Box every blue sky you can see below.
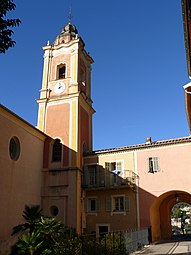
[0,0,190,150]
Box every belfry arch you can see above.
[150,190,191,241]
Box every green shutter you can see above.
[96,198,99,212]
[105,163,111,187]
[125,196,130,212]
[105,197,111,212]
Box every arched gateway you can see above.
[150,191,191,241]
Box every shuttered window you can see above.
[86,198,98,213]
[148,157,160,173]
[105,161,123,185]
[114,197,124,212]
[89,165,97,185]
[105,196,130,213]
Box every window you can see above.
[89,165,97,186]
[57,64,66,79]
[114,196,124,212]
[148,157,160,173]
[105,161,123,185]
[52,139,62,162]
[50,205,59,216]
[80,68,86,86]
[106,196,130,213]
[105,162,122,173]
[80,60,86,87]
[99,226,108,236]
[9,136,20,161]
[87,198,98,213]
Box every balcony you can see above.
[82,167,138,191]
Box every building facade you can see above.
[0,104,47,251]
[1,2,191,252]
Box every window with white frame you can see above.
[105,195,130,213]
[105,161,123,185]
[148,157,160,173]
[105,161,122,174]
[87,198,98,213]
[114,196,124,212]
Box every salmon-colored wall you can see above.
[0,111,45,242]
[46,103,70,167]
[51,55,70,81]
[137,143,191,228]
[86,189,137,233]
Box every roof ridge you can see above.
[88,136,191,155]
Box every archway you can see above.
[150,191,191,242]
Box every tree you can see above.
[0,0,21,54]
[12,205,42,235]
[13,231,44,255]
[11,205,81,255]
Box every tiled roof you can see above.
[86,136,191,156]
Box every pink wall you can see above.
[137,142,191,227]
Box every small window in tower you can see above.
[52,139,62,162]
[57,64,66,79]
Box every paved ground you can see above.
[135,235,191,255]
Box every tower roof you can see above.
[54,22,78,45]
[61,22,78,37]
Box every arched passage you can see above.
[150,190,191,241]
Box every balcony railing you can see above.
[82,168,138,190]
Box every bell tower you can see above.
[37,22,94,166]
[37,22,94,233]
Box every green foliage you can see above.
[12,205,42,235]
[0,0,21,53]
[14,232,44,255]
[10,205,81,255]
[100,232,126,255]
[81,232,126,255]
[171,202,190,219]
[11,205,127,254]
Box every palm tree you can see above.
[12,205,42,235]
[14,231,43,255]
[11,205,81,255]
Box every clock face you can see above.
[54,82,66,94]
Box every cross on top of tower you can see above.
[68,5,73,24]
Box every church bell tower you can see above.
[37,22,94,233]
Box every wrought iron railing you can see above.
[82,168,138,189]
[80,228,151,255]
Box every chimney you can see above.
[146,137,152,144]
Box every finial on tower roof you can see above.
[68,5,73,24]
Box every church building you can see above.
[1,1,191,251]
